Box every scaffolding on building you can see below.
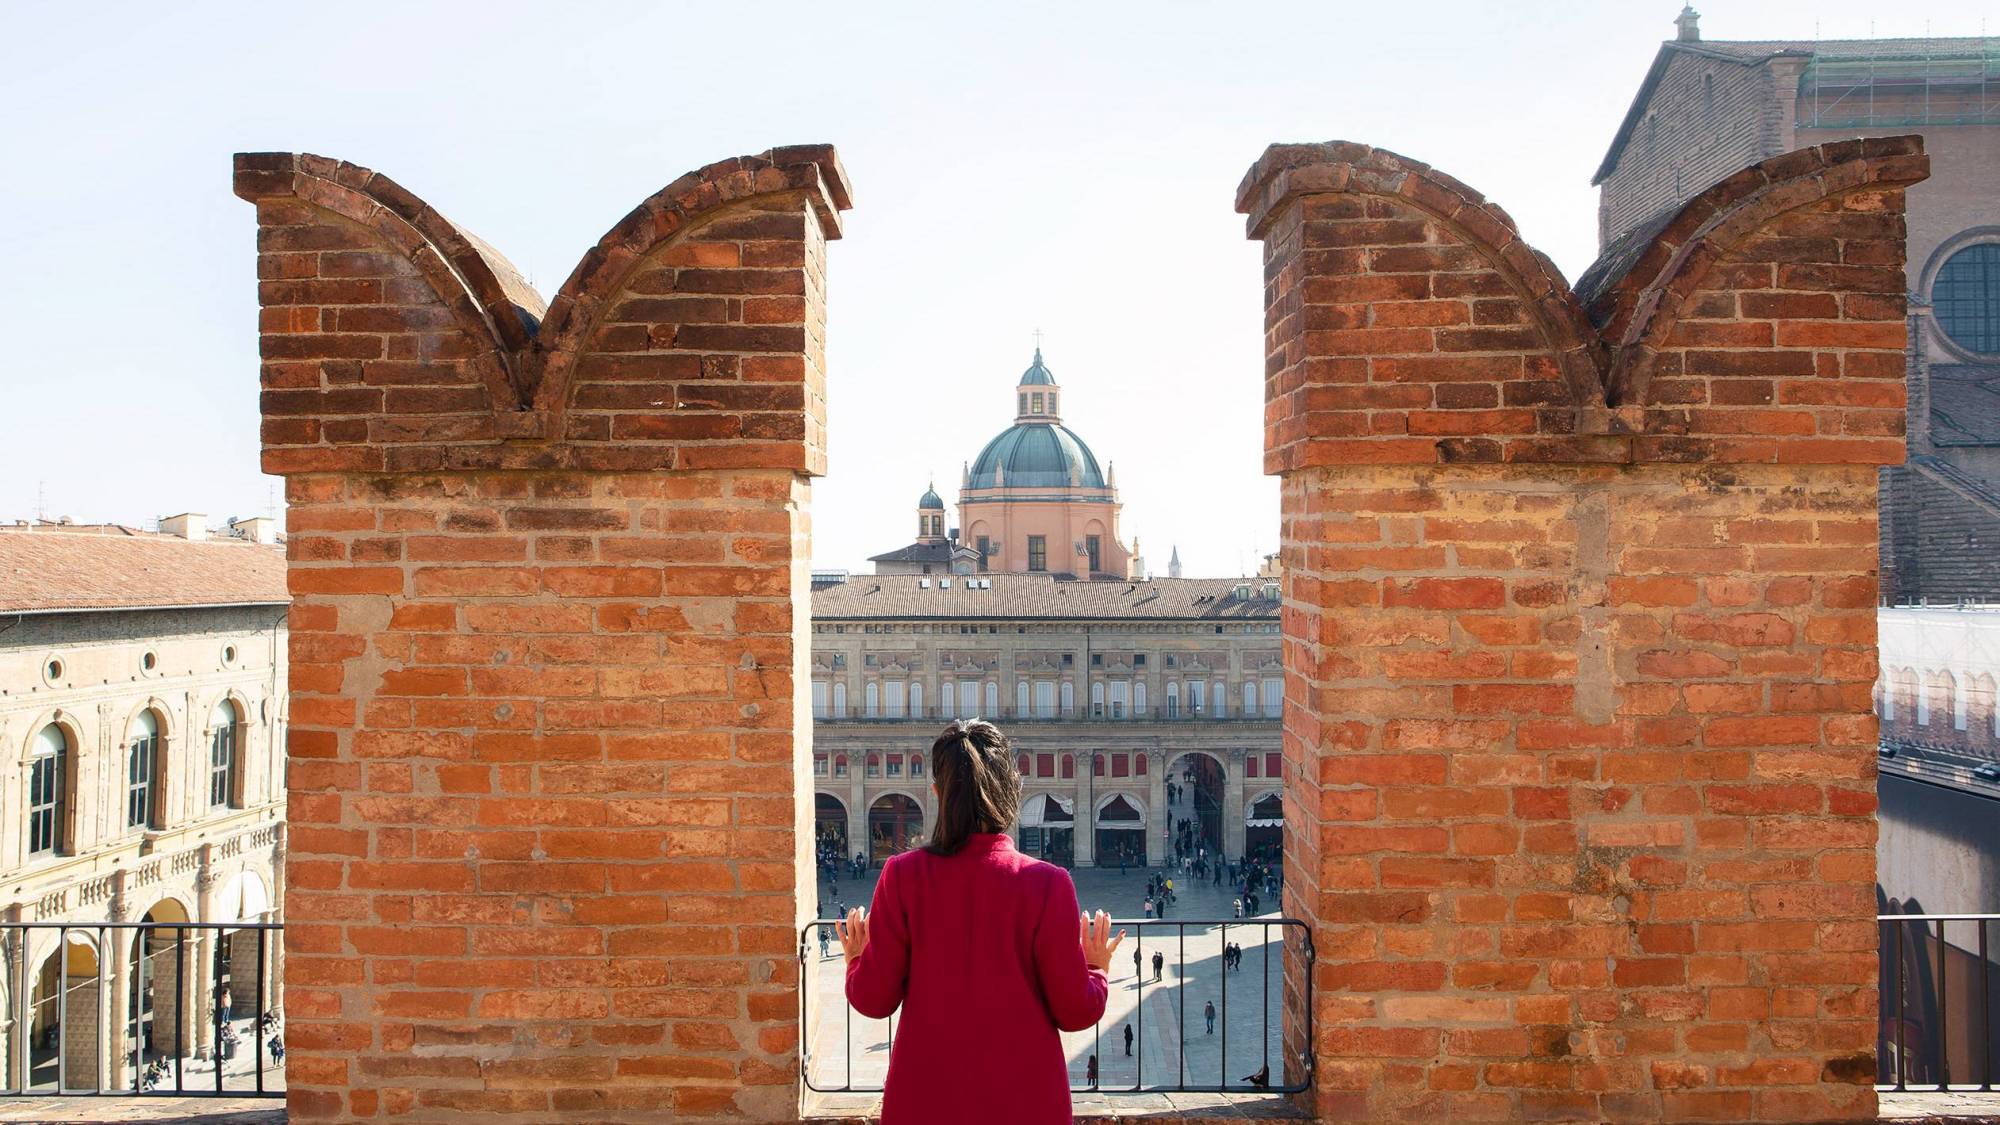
[1798,42,2000,129]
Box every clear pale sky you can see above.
[2,1,1989,576]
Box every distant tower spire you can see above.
[1168,545,1183,580]
[1675,4,1700,41]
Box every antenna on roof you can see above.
[35,480,46,523]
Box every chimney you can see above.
[1675,4,1700,41]
[160,513,207,540]
[230,516,280,545]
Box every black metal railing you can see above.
[815,706,1283,724]
[1880,913,1998,1092]
[0,921,284,1099]
[799,916,1311,1095]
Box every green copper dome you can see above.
[1018,348,1056,386]
[967,422,1105,489]
[918,485,945,510]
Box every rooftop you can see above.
[812,573,1279,621]
[0,523,288,614]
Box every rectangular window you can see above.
[210,724,238,808]
[887,755,904,778]
[813,755,828,776]
[1263,678,1282,718]
[128,735,157,829]
[1112,753,1129,778]
[1086,535,1101,573]
[1034,681,1056,718]
[1031,392,1044,413]
[28,751,62,857]
[911,756,924,778]
[834,757,849,778]
[1037,753,1055,778]
[976,536,991,572]
[812,681,829,718]
[1027,536,1047,572]
[1110,681,1129,720]
[885,680,907,718]
[1266,752,1282,778]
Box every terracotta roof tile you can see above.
[0,527,288,614]
[812,574,1279,621]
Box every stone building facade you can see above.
[810,574,1282,868]
[0,520,287,1091]
[1593,10,2000,600]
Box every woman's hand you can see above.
[835,907,870,961]
[1080,909,1124,973]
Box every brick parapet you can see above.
[1239,138,1927,472]
[235,146,850,476]
[242,149,842,1122]
[1247,140,1921,1122]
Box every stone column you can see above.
[106,910,133,1089]
[1222,747,1247,861]
[1073,754,1095,867]
[192,849,219,1060]
[1145,750,1166,867]
[236,146,850,1122]
[847,765,866,868]
[1240,137,1924,1122]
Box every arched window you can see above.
[1093,753,1104,778]
[1060,680,1074,716]
[1935,243,2000,356]
[866,753,881,779]
[834,754,849,778]
[1212,680,1227,719]
[1017,754,1030,776]
[910,753,924,779]
[1703,73,1715,113]
[832,682,848,718]
[209,699,242,809]
[1166,682,1180,719]
[1060,754,1075,779]
[1134,681,1147,716]
[1880,670,1895,722]
[1016,680,1030,716]
[1244,680,1258,715]
[864,682,880,718]
[1953,673,1969,732]
[129,711,162,830]
[1090,681,1104,717]
[1916,673,1932,726]
[28,724,68,857]
[1135,753,1148,776]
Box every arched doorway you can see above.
[1093,793,1146,868]
[815,793,849,859]
[129,898,191,1084]
[29,933,100,1091]
[1019,793,1074,865]
[1166,751,1227,861]
[1245,790,1283,860]
[867,793,923,863]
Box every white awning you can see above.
[1020,793,1075,828]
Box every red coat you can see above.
[845,833,1109,1124]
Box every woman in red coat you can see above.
[839,719,1123,1124]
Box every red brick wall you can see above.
[237,147,848,1121]
[1240,138,1926,1122]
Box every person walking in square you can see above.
[841,720,1122,1124]
[1086,1053,1099,1089]
[1151,950,1164,982]
[1204,1000,1215,1034]
[1123,1022,1133,1056]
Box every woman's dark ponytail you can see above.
[924,719,1022,856]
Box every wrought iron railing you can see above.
[800,916,1311,1095]
[0,921,284,1099]
[1880,913,1998,1092]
